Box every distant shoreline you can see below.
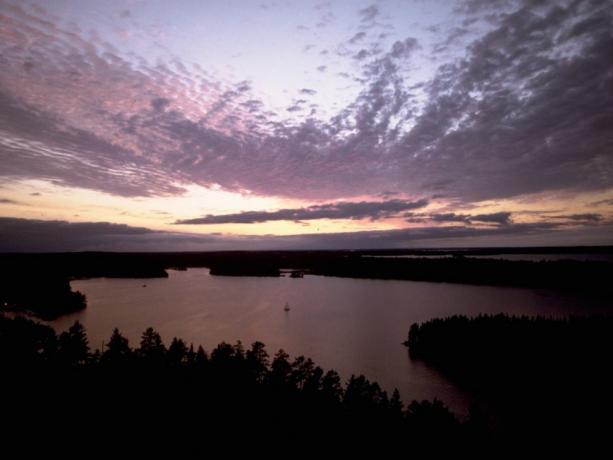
[2,249,612,320]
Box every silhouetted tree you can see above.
[390,389,403,417]
[270,349,292,387]
[303,365,324,395]
[406,399,459,439]
[186,344,196,366]
[194,345,208,369]
[167,337,188,366]
[58,321,89,366]
[321,369,342,403]
[290,356,316,390]
[246,341,269,382]
[103,328,132,364]
[138,327,165,363]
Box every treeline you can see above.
[406,314,613,445]
[0,253,168,319]
[0,272,85,320]
[3,250,612,292]
[308,256,613,293]
[0,313,488,453]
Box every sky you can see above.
[1,0,612,251]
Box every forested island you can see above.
[1,313,487,453]
[406,314,613,444]
[2,249,612,319]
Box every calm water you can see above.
[50,268,612,415]
[366,253,613,262]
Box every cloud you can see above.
[393,0,613,201]
[353,49,371,60]
[389,38,419,59]
[151,97,171,112]
[408,211,512,225]
[358,5,380,24]
[591,199,613,207]
[349,32,367,44]
[471,212,513,224]
[550,213,603,223]
[299,88,317,95]
[0,217,235,252]
[0,0,612,206]
[3,216,612,252]
[175,198,429,225]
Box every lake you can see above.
[49,268,612,416]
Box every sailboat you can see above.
[284,302,290,312]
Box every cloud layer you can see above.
[0,0,611,204]
[2,216,612,252]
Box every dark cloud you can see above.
[429,213,470,223]
[0,217,229,252]
[175,198,429,225]
[299,88,317,95]
[551,213,603,222]
[389,38,419,59]
[358,5,380,23]
[591,198,613,207]
[393,0,613,201]
[349,31,367,44]
[3,216,612,252]
[353,49,371,60]
[0,198,19,204]
[151,97,171,112]
[471,212,513,224]
[409,211,512,225]
[0,217,149,252]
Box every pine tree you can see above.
[58,320,90,366]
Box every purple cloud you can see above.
[175,198,429,224]
[0,0,611,208]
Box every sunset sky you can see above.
[1,0,612,251]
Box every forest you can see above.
[406,314,613,445]
[0,313,490,454]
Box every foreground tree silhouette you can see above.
[167,337,188,366]
[138,327,165,364]
[58,321,89,366]
[103,328,131,359]
[246,341,269,382]
[194,345,208,369]
[1,313,482,453]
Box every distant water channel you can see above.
[49,268,612,416]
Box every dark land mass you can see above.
[405,314,613,445]
[1,248,612,319]
[0,313,487,454]
[0,272,86,320]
